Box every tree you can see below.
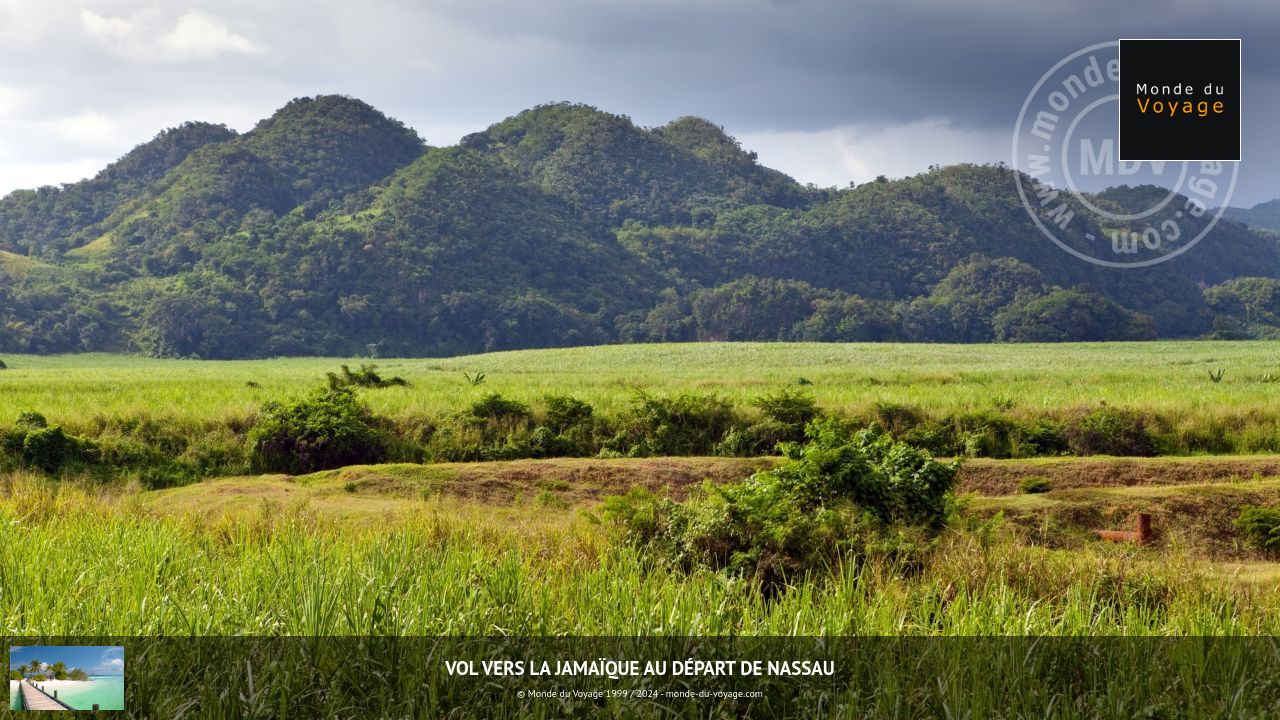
[994,288,1158,342]
[690,276,824,341]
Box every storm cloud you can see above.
[1,0,1276,203]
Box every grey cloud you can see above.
[0,0,1275,203]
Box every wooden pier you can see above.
[18,680,74,711]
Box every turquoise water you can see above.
[54,676,125,711]
[7,682,18,710]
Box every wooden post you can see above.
[1136,513,1152,545]
[93,704,100,711]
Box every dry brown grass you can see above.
[142,456,779,520]
[958,455,1280,494]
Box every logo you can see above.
[1012,41,1238,268]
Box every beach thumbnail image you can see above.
[8,646,124,712]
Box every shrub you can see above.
[0,359,7,369]
[534,395,599,457]
[716,419,796,457]
[7,421,97,475]
[1019,476,1053,494]
[542,395,593,433]
[249,389,390,474]
[468,393,531,422]
[719,387,822,455]
[1234,506,1280,555]
[1017,418,1068,456]
[604,420,959,592]
[422,394,540,462]
[872,402,925,434]
[752,387,819,428]
[22,426,80,473]
[92,437,203,489]
[952,411,1018,458]
[608,391,739,457]
[1064,406,1155,456]
[326,364,408,390]
[16,411,47,430]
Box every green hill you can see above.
[2,96,1279,357]
[0,121,236,255]
[1222,199,1280,234]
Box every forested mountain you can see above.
[2,96,1279,357]
[1223,199,1280,234]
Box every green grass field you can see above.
[2,343,1279,646]
[3,341,1280,427]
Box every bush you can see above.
[4,418,97,475]
[468,393,531,422]
[0,359,7,369]
[1234,506,1280,555]
[1019,476,1053,494]
[952,411,1018,458]
[1017,418,1068,456]
[752,387,819,428]
[716,419,796,457]
[604,420,959,592]
[249,389,390,474]
[16,411,47,430]
[22,426,80,473]
[326,364,408,390]
[718,387,822,455]
[872,402,925,434]
[1064,406,1155,456]
[542,395,593,433]
[607,392,740,457]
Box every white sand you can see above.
[30,678,95,692]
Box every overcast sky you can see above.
[1,0,1277,206]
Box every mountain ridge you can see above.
[1,95,1278,357]
[1222,198,1280,234]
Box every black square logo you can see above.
[1119,39,1240,161]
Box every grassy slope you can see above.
[141,454,1280,567]
[146,456,777,517]
[0,249,45,277]
[3,341,1280,428]
[144,453,1280,509]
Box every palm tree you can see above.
[50,661,67,680]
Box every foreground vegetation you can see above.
[3,350,1278,715]
[2,470,1278,637]
[6,343,1280,487]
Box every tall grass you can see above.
[2,474,1277,638]
[5,343,1280,467]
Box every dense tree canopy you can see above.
[2,96,1279,357]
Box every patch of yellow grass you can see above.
[0,249,44,277]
